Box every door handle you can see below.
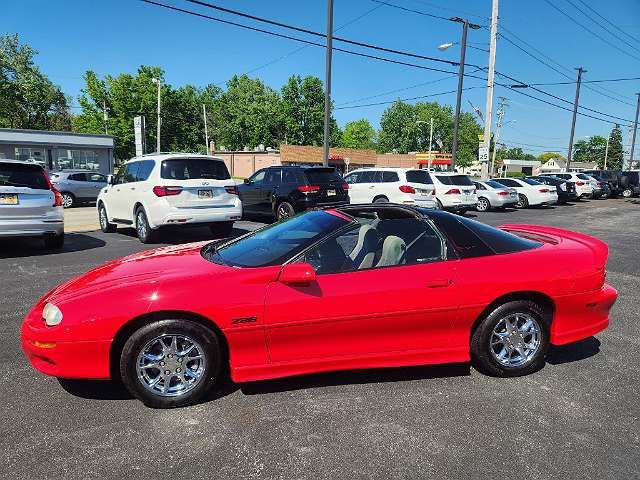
[426,279,451,288]
[130,187,136,190]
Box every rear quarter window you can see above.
[457,216,542,254]
[435,175,473,186]
[0,163,49,190]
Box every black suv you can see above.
[238,166,349,220]
[583,170,623,197]
[527,176,577,204]
[620,171,640,198]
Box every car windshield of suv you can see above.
[0,163,49,189]
[303,168,342,184]
[522,178,542,185]
[406,170,432,184]
[435,175,473,186]
[161,158,230,180]
[485,180,507,189]
[202,210,351,267]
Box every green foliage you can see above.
[0,34,71,130]
[573,135,607,166]
[495,146,536,162]
[607,124,624,170]
[342,119,376,149]
[537,151,565,162]
[280,75,327,146]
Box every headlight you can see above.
[42,302,63,326]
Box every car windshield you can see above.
[435,175,473,186]
[405,170,432,184]
[161,158,230,180]
[485,180,507,189]
[577,173,591,180]
[303,168,342,184]
[202,210,351,267]
[522,178,542,185]
[0,163,49,189]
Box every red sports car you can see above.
[22,205,617,408]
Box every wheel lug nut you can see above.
[176,368,181,373]
[160,361,165,366]
[164,370,170,375]
[177,358,182,363]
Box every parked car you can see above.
[581,174,611,199]
[97,154,242,243]
[583,170,624,197]
[21,204,618,408]
[492,177,557,207]
[473,179,518,211]
[49,170,108,208]
[548,173,593,198]
[620,171,640,198]
[0,159,64,248]
[430,172,478,212]
[527,176,577,204]
[343,167,436,208]
[238,166,349,220]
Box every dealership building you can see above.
[0,128,115,174]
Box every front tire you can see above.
[516,194,529,208]
[135,207,156,243]
[476,197,490,212]
[119,319,222,408]
[471,300,549,377]
[98,204,116,233]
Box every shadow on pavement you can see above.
[57,378,133,401]
[547,336,601,365]
[115,226,253,245]
[0,233,106,259]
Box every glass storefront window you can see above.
[15,147,47,168]
[55,149,101,171]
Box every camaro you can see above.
[22,204,617,408]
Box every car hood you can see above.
[46,241,228,304]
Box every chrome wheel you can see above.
[622,189,633,198]
[489,313,541,367]
[62,193,73,208]
[477,197,490,212]
[136,211,147,238]
[136,334,206,397]
[99,207,108,229]
[276,202,295,220]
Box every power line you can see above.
[542,0,640,63]
[573,0,640,46]
[513,76,640,87]
[409,0,487,21]
[370,0,452,23]
[335,86,483,110]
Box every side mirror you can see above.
[278,263,316,285]
[107,174,116,185]
[243,178,250,184]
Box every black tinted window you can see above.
[264,168,281,184]
[68,173,87,181]
[495,179,519,187]
[121,162,139,183]
[161,158,230,180]
[282,169,299,183]
[358,171,377,183]
[0,163,48,190]
[435,175,473,186]
[522,178,541,185]
[382,171,399,183]
[474,182,485,190]
[457,216,542,254]
[304,168,342,184]
[429,212,493,259]
[136,160,155,181]
[204,210,349,267]
[406,170,432,184]
[485,180,505,189]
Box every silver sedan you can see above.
[473,180,519,212]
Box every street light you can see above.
[151,77,162,153]
[441,17,482,171]
[438,42,489,53]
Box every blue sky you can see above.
[5,0,640,155]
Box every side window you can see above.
[474,182,485,191]
[282,169,298,184]
[303,218,444,274]
[264,168,281,184]
[382,171,399,183]
[120,163,139,184]
[68,173,87,181]
[344,172,358,184]
[501,179,519,187]
[430,213,493,259]
[359,171,377,183]
[89,174,106,182]
[249,169,266,184]
[135,160,155,182]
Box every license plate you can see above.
[0,194,18,205]
[327,189,336,196]
[198,189,213,198]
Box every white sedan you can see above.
[492,177,558,208]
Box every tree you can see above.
[537,151,565,162]
[342,119,376,149]
[378,101,417,153]
[607,124,624,170]
[0,34,71,130]
[572,135,607,167]
[495,146,536,162]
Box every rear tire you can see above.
[209,221,234,237]
[435,198,444,210]
[373,196,389,204]
[135,207,156,244]
[61,192,75,209]
[119,319,222,408]
[44,233,64,249]
[476,197,490,212]
[98,204,116,233]
[622,188,633,198]
[471,300,549,377]
[516,194,529,208]
[275,201,295,221]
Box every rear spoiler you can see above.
[499,223,609,268]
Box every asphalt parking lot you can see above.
[1,199,639,479]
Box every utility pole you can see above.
[481,0,499,180]
[490,96,507,176]
[566,67,585,171]
[450,17,481,171]
[102,100,109,135]
[322,0,334,167]
[428,117,434,171]
[630,93,640,168]
[203,104,209,155]
[152,77,162,153]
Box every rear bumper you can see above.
[438,196,478,210]
[0,214,64,238]
[151,202,242,228]
[296,197,350,211]
[550,283,617,345]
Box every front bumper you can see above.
[550,283,617,345]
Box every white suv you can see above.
[430,172,478,212]
[550,172,594,198]
[97,154,242,243]
[343,168,436,208]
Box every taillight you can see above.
[497,191,509,196]
[297,185,320,193]
[225,185,238,195]
[153,186,183,197]
[539,188,549,193]
[52,187,63,207]
[576,181,585,186]
[341,182,349,190]
[399,185,416,194]
[445,188,461,195]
